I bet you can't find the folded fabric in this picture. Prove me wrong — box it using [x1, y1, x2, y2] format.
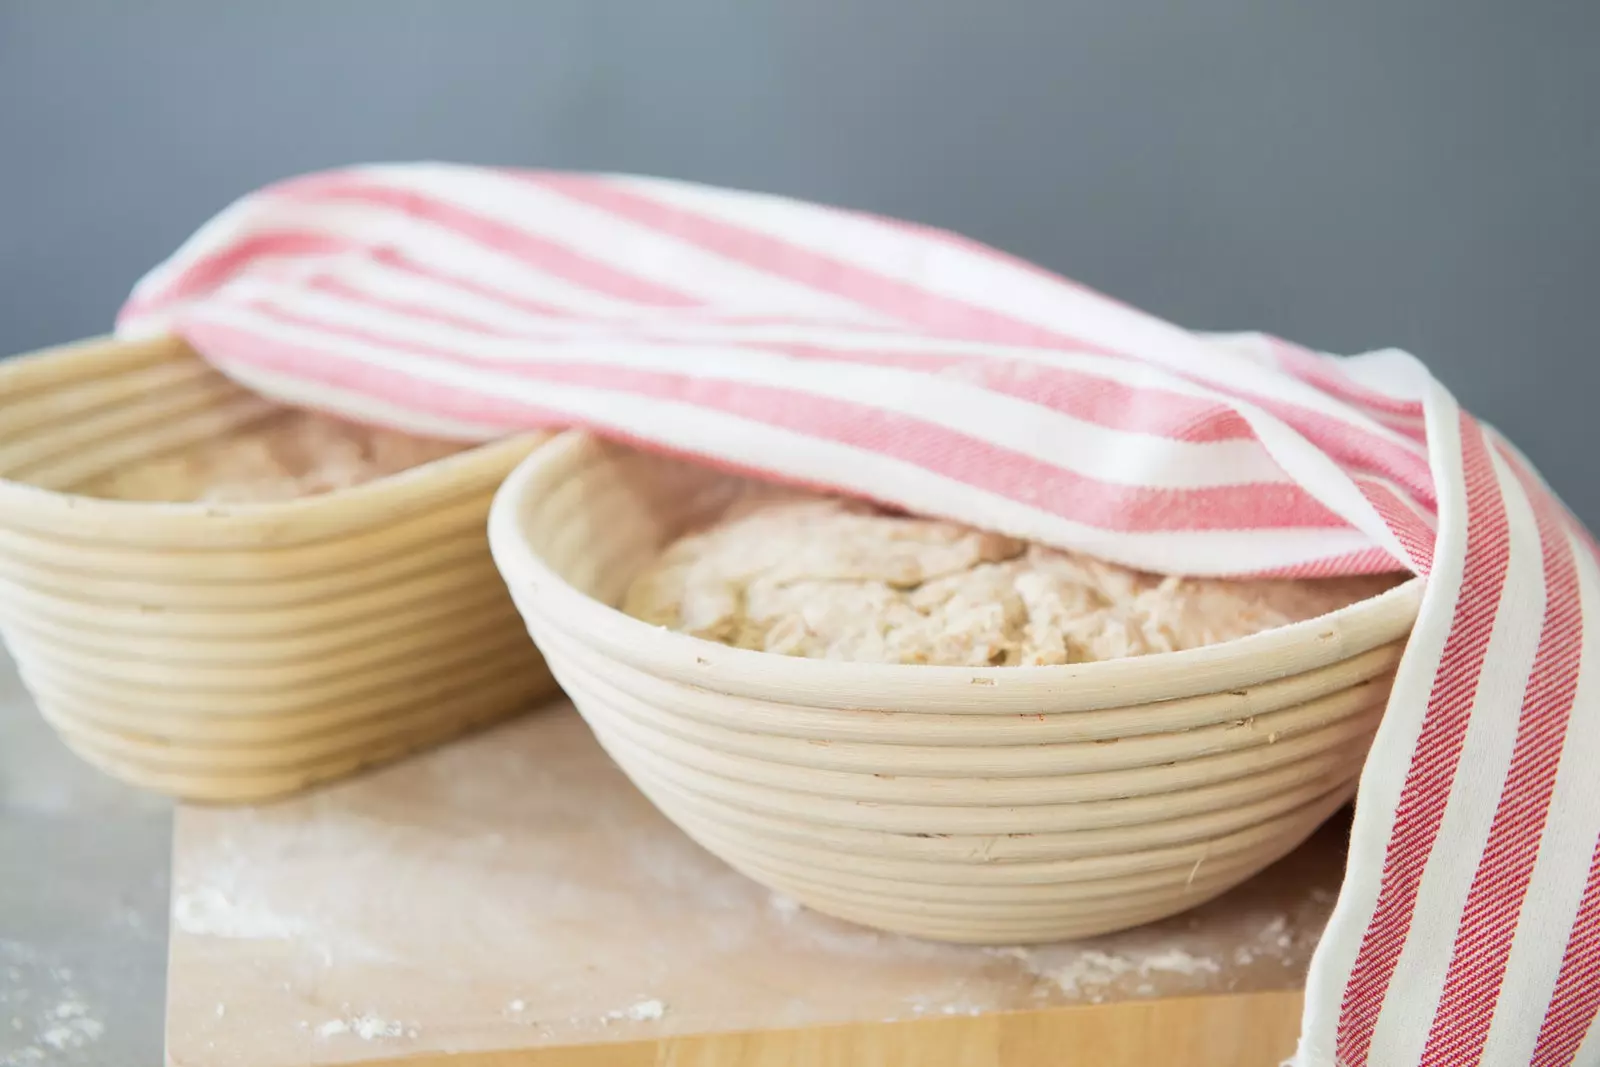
[119, 163, 1600, 1067]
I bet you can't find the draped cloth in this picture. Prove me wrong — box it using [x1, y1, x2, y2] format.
[119, 164, 1600, 1066]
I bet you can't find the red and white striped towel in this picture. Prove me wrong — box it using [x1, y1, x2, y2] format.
[119, 163, 1599, 1067]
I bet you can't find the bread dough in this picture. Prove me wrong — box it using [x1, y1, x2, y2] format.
[82, 410, 467, 503]
[622, 493, 1399, 667]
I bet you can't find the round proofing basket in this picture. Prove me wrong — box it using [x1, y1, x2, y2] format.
[0, 334, 557, 802]
[489, 431, 1424, 944]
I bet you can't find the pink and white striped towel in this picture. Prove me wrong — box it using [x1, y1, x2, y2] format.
[118, 163, 1598, 1067]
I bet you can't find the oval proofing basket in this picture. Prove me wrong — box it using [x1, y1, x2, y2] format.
[490, 432, 1424, 944]
[0, 335, 556, 802]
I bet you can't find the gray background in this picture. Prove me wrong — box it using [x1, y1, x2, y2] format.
[3, 1, 1598, 517]
[0, 3, 1596, 1063]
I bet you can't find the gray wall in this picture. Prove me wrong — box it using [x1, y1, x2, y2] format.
[3, 1, 1597, 520]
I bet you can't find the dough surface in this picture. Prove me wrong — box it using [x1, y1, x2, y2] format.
[622, 493, 1400, 667]
[82, 410, 467, 503]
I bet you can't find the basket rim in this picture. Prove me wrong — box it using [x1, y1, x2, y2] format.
[0, 433, 536, 517]
[489, 430, 1427, 712]
[0, 334, 549, 542]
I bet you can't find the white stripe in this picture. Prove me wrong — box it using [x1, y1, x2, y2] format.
[218, 288, 1305, 494]
[116, 309, 176, 340]
[1335, 348, 1439, 405]
[1363, 444, 1545, 1067]
[1485, 423, 1574, 520]
[610, 172, 1222, 357]
[124, 189, 286, 305]
[121, 253, 329, 339]
[1209, 333, 1432, 442]
[372, 164, 895, 323]
[1197, 331, 1282, 370]
[261, 260, 1273, 397]
[214, 362, 501, 442]
[615, 172, 1437, 458]
[216, 256, 924, 348]
[1296, 381, 1471, 1067]
[137, 201, 658, 317]
[195, 307, 1381, 575]
[1480, 521, 1600, 1064]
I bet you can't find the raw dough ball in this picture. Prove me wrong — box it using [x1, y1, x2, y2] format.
[83, 410, 467, 503]
[622, 493, 1399, 667]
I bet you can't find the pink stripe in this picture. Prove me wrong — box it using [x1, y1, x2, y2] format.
[1250, 399, 1438, 512]
[365, 244, 901, 329]
[1253, 546, 1407, 579]
[193, 300, 1359, 536]
[119, 231, 354, 322]
[187, 319, 948, 509]
[1336, 413, 1513, 1067]
[537, 172, 1439, 494]
[362, 246, 579, 319]
[529, 172, 1126, 355]
[1531, 844, 1600, 1066]
[1355, 478, 1437, 574]
[281, 180, 707, 307]
[755, 342, 1259, 445]
[1267, 335, 1429, 420]
[299, 268, 1267, 448]
[1419, 469, 1584, 1065]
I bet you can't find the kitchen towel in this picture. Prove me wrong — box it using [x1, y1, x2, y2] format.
[119, 163, 1599, 1067]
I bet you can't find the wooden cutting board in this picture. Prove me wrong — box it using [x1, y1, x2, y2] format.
[164, 700, 1348, 1067]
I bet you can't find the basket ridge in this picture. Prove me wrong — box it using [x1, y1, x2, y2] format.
[0, 336, 556, 801]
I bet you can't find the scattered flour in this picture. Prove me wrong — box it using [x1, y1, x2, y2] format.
[1040, 949, 1136, 996]
[906, 1000, 986, 1017]
[170, 846, 392, 965]
[39, 1017, 103, 1050]
[314, 1014, 409, 1041]
[352, 1016, 405, 1040]
[172, 885, 306, 941]
[506, 999, 526, 1014]
[994, 943, 1225, 1003]
[1, 987, 104, 1064]
[1138, 948, 1223, 978]
[1230, 913, 1300, 967]
[626, 999, 666, 1022]
[768, 894, 803, 921]
[602, 999, 667, 1023]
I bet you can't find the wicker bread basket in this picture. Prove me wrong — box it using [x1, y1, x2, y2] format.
[0, 334, 556, 802]
[489, 431, 1424, 943]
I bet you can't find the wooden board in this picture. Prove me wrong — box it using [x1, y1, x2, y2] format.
[165, 700, 1348, 1066]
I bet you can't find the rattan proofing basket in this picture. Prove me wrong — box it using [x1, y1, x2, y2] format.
[0, 334, 556, 802]
[489, 431, 1424, 944]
